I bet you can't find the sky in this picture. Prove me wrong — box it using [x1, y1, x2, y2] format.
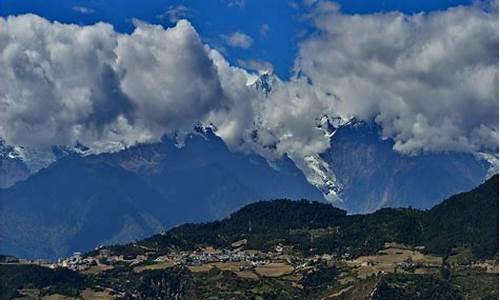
[0, 0, 476, 78]
[0, 0, 497, 170]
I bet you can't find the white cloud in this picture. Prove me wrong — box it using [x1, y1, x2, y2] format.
[295, 1, 499, 154]
[207, 58, 334, 160]
[260, 24, 270, 36]
[157, 5, 191, 23]
[237, 59, 274, 72]
[0, 15, 230, 153]
[72, 6, 95, 14]
[224, 31, 253, 49]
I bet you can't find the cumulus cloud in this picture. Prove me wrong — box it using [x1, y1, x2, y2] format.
[0, 2, 497, 166]
[214, 2, 498, 160]
[224, 31, 253, 49]
[206, 60, 334, 160]
[0, 15, 229, 152]
[295, 1, 499, 154]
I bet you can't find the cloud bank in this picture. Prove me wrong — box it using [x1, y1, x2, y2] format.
[297, 1, 499, 154]
[0, 16, 231, 153]
[0, 3, 497, 165]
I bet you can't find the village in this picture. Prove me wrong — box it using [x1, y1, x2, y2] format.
[3, 240, 490, 282]
[3, 240, 497, 284]
[48, 239, 298, 276]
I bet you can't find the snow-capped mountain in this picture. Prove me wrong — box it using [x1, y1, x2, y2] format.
[249, 75, 496, 212]
[0, 139, 93, 188]
[1, 120, 495, 259]
[0, 127, 323, 259]
[0, 140, 30, 188]
[249, 74, 346, 203]
[296, 154, 342, 203]
[251, 71, 277, 95]
[291, 115, 347, 203]
[319, 119, 493, 213]
[0, 140, 23, 161]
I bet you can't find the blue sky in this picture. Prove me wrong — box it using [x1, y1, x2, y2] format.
[0, 0, 473, 78]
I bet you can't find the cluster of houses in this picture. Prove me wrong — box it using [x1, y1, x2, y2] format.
[10, 239, 448, 277]
[41, 241, 287, 272]
[46, 248, 119, 271]
[42, 237, 347, 273]
[163, 248, 273, 267]
[52, 252, 99, 271]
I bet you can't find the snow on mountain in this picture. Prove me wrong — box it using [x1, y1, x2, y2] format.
[0, 139, 31, 188]
[0, 138, 94, 188]
[249, 74, 347, 203]
[297, 154, 343, 203]
[293, 115, 353, 204]
[250, 71, 277, 95]
[319, 118, 495, 213]
[0, 139, 22, 160]
[474, 152, 499, 180]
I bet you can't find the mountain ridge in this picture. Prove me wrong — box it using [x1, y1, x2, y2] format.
[0, 128, 323, 260]
[319, 118, 492, 212]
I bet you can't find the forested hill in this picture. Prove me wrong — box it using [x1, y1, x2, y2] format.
[424, 173, 499, 258]
[129, 174, 498, 260]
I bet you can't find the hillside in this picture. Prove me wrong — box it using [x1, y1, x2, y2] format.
[140, 175, 498, 260]
[0, 156, 172, 259]
[0, 175, 497, 299]
[0, 128, 322, 260]
[424, 174, 499, 258]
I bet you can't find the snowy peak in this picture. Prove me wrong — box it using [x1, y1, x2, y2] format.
[292, 154, 343, 204]
[315, 115, 350, 138]
[51, 142, 90, 159]
[1, 138, 91, 176]
[474, 152, 499, 180]
[0, 139, 31, 188]
[252, 71, 277, 96]
[0, 139, 23, 161]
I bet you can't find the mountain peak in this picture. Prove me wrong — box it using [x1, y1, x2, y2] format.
[252, 71, 277, 96]
[0, 139, 23, 161]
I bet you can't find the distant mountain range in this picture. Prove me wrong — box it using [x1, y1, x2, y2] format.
[318, 118, 492, 212]
[0, 128, 321, 259]
[0, 117, 495, 259]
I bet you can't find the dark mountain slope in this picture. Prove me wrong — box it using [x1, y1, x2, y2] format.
[424, 174, 499, 258]
[144, 199, 348, 251]
[321, 120, 491, 212]
[92, 127, 323, 222]
[0, 156, 171, 259]
[0, 129, 323, 259]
